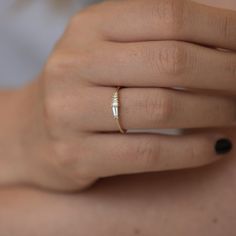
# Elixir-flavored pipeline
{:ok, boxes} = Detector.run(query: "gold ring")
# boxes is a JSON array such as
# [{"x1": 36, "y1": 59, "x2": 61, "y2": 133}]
[{"x1": 111, "y1": 87, "x2": 126, "y2": 134}]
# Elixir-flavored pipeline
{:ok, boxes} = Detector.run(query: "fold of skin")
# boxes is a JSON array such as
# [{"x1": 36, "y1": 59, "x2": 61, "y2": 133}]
[{"x1": 0, "y1": 0, "x2": 236, "y2": 235}]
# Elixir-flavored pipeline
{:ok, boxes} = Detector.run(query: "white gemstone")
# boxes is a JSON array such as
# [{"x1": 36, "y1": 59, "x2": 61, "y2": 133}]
[{"x1": 112, "y1": 106, "x2": 119, "y2": 118}]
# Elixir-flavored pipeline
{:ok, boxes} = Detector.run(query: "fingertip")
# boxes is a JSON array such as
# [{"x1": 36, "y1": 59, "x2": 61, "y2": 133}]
[{"x1": 215, "y1": 138, "x2": 233, "y2": 155}]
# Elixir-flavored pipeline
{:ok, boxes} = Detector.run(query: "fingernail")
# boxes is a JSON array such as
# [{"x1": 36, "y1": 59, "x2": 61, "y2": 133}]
[{"x1": 215, "y1": 138, "x2": 232, "y2": 155}]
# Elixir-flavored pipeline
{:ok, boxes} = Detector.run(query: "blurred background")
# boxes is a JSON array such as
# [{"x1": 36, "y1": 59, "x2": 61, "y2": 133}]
[
  {"x1": 0, "y1": 0, "x2": 99, "y2": 88},
  {"x1": 0, "y1": 0, "x2": 235, "y2": 88}
]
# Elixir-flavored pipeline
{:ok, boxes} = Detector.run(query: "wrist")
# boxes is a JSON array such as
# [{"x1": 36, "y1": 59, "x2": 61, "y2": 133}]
[{"x1": 0, "y1": 79, "x2": 46, "y2": 186}]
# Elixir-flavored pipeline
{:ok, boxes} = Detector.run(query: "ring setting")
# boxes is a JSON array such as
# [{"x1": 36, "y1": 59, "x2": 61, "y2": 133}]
[{"x1": 111, "y1": 87, "x2": 126, "y2": 134}]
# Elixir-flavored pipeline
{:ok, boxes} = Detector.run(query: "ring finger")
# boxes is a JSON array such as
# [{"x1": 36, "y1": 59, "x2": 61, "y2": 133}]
[{"x1": 63, "y1": 87, "x2": 236, "y2": 132}]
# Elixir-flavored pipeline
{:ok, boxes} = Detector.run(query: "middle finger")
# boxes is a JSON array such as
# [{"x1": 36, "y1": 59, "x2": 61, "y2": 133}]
[{"x1": 80, "y1": 41, "x2": 236, "y2": 92}]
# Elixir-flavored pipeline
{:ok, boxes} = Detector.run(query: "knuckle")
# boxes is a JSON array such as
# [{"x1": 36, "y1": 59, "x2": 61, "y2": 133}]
[
  {"x1": 152, "y1": 0, "x2": 186, "y2": 34},
  {"x1": 223, "y1": 99, "x2": 236, "y2": 122},
  {"x1": 45, "y1": 49, "x2": 92, "y2": 82},
  {"x1": 42, "y1": 56, "x2": 69, "y2": 128},
  {"x1": 136, "y1": 138, "x2": 160, "y2": 170},
  {"x1": 50, "y1": 140, "x2": 94, "y2": 183},
  {"x1": 188, "y1": 142, "x2": 200, "y2": 167},
  {"x1": 188, "y1": 137, "x2": 213, "y2": 168},
  {"x1": 157, "y1": 42, "x2": 188, "y2": 76},
  {"x1": 52, "y1": 142, "x2": 78, "y2": 170},
  {"x1": 42, "y1": 51, "x2": 94, "y2": 135},
  {"x1": 45, "y1": 51, "x2": 74, "y2": 78},
  {"x1": 144, "y1": 90, "x2": 174, "y2": 124},
  {"x1": 220, "y1": 15, "x2": 235, "y2": 42},
  {"x1": 42, "y1": 86, "x2": 66, "y2": 139},
  {"x1": 227, "y1": 57, "x2": 236, "y2": 80},
  {"x1": 210, "y1": 98, "x2": 236, "y2": 124}
]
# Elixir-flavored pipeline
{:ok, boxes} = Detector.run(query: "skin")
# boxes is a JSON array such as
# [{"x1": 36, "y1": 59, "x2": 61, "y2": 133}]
[
  {"x1": 0, "y1": 0, "x2": 236, "y2": 235},
  {"x1": 1, "y1": 0, "x2": 236, "y2": 191},
  {"x1": 0, "y1": 135, "x2": 236, "y2": 236}
]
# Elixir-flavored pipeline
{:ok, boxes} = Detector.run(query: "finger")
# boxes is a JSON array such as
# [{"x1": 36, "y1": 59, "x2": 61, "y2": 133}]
[
  {"x1": 80, "y1": 41, "x2": 236, "y2": 92},
  {"x1": 89, "y1": 0, "x2": 236, "y2": 50},
  {"x1": 182, "y1": 126, "x2": 236, "y2": 136},
  {"x1": 60, "y1": 87, "x2": 236, "y2": 132},
  {"x1": 78, "y1": 132, "x2": 233, "y2": 178}
]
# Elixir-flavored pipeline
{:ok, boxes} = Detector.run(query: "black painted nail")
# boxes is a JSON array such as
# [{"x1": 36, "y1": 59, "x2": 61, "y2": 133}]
[{"x1": 215, "y1": 139, "x2": 232, "y2": 155}]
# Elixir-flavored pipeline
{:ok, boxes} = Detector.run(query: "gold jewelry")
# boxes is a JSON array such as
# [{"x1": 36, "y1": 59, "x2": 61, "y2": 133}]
[{"x1": 111, "y1": 87, "x2": 126, "y2": 134}]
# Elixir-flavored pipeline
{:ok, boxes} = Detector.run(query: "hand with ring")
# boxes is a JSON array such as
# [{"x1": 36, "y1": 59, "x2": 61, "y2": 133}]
[{"x1": 6, "y1": 0, "x2": 236, "y2": 191}]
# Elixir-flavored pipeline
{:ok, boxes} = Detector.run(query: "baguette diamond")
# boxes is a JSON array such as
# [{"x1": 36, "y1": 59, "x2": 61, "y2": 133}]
[{"x1": 112, "y1": 91, "x2": 119, "y2": 119}]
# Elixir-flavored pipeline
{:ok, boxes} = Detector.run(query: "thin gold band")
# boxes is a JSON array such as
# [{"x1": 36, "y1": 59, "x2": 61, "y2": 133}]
[
  {"x1": 111, "y1": 87, "x2": 126, "y2": 134},
  {"x1": 115, "y1": 118, "x2": 126, "y2": 134}
]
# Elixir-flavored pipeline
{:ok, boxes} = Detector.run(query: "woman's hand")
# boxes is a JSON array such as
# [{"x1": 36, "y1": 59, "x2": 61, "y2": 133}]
[
  {"x1": 3, "y1": 0, "x2": 236, "y2": 191},
  {"x1": 0, "y1": 127, "x2": 236, "y2": 236}
]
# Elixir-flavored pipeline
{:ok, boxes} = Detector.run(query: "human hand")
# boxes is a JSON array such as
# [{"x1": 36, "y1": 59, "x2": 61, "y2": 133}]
[
  {"x1": 14, "y1": 0, "x2": 236, "y2": 191},
  {"x1": 0, "y1": 127, "x2": 236, "y2": 236}
]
